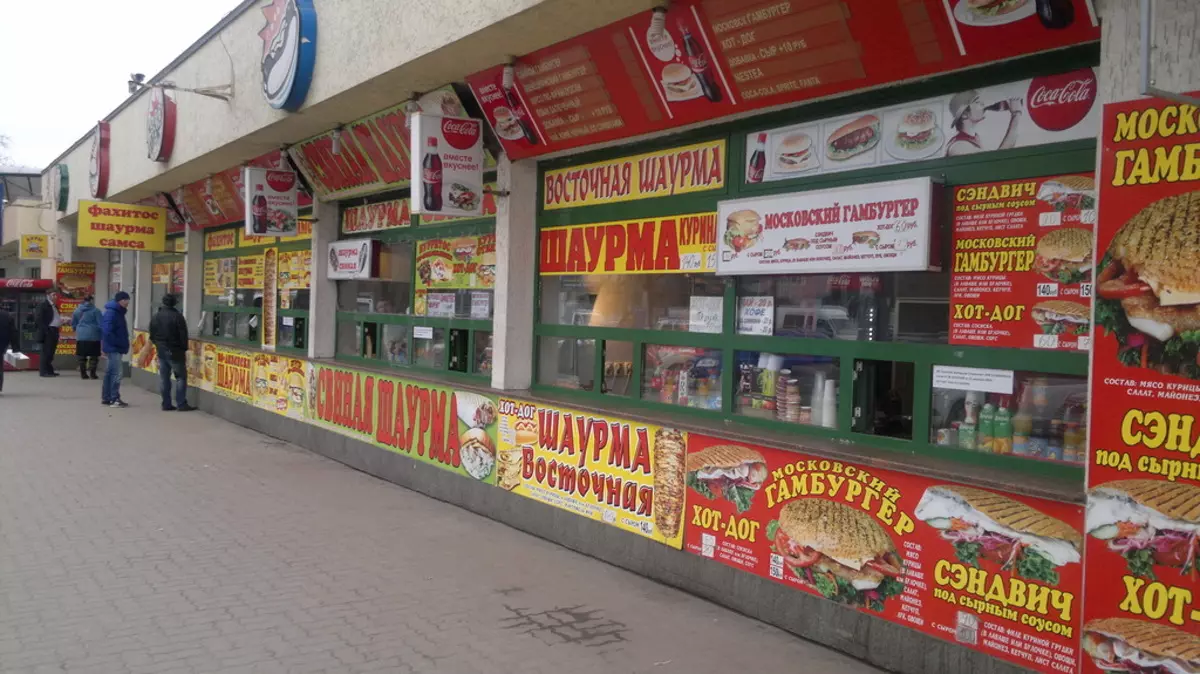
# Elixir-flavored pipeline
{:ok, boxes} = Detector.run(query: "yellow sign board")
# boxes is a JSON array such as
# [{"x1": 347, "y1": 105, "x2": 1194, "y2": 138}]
[
  {"x1": 237, "y1": 254, "x2": 265, "y2": 289},
  {"x1": 204, "y1": 229, "x2": 237, "y2": 252},
  {"x1": 542, "y1": 139, "x2": 726, "y2": 210},
  {"x1": 76, "y1": 200, "x2": 167, "y2": 252},
  {"x1": 539, "y1": 213, "x2": 717, "y2": 275},
  {"x1": 19, "y1": 234, "x2": 49, "y2": 260}
]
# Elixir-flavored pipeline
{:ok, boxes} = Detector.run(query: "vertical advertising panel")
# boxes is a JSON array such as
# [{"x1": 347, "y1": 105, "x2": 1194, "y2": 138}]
[{"x1": 1082, "y1": 96, "x2": 1200, "y2": 673}]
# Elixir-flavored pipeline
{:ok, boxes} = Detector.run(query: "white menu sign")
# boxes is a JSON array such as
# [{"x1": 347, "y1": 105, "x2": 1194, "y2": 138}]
[
  {"x1": 932, "y1": 365, "x2": 1014, "y2": 395},
  {"x1": 326, "y1": 239, "x2": 377, "y2": 280},
  {"x1": 736, "y1": 296, "x2": 775, "y2": 335},
  {"x1": 716, "y1": 177, "x2": 935, "y2": 276},
  {"x1": 243, "y1": 167, "x2": 300, "y2": 236},
  {"x1": 410, "y1": 113, "x2": 485, "y2": 217}
]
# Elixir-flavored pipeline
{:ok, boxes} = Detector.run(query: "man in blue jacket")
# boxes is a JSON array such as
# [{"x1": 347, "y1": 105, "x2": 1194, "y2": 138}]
[{"x1": 100, "y1": 291, "x2": 132, "y2": 408}]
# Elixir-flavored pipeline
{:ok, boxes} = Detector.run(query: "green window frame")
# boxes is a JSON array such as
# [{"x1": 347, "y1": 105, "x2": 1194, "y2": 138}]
[{"x1": 531, "y1": 47, "x2": 1098, "y2": 482}]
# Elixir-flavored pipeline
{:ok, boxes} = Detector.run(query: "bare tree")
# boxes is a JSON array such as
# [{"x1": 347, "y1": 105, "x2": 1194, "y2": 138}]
[{"x1": 0, "y1": 134, "x2": 13, "y2": 166}]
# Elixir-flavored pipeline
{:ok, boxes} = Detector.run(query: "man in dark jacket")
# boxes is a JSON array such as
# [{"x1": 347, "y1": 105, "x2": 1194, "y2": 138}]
[
  {"x1": 149, "y1": 295, "x2": 193, "y2": 411},
  {"x1": 0, "y1": 307, "x2": 17, "y2": 393},
  {"x1": 100, "y1": 291, "x2": 132, "y2": 408},
  {"x1": 34, "y1": 289, "x2": 61, "y2": 377}
]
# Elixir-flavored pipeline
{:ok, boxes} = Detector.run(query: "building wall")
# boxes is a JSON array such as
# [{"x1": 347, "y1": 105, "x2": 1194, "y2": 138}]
[{"x1": 1097, "y1": 0, "x2": 1200, "y2": 101}]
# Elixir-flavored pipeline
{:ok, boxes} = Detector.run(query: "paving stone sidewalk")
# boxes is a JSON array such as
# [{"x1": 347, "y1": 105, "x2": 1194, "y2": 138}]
[{"x1": 0, "y1": 374, "x2": 881, "y2": 674}]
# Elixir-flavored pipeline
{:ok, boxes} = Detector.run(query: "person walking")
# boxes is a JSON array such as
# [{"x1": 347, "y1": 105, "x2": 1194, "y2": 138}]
[
  {"x1": 100, "y1": 291, "x2": 131, "y2": 408},
  {"x1": 71, "y1": 295, "x2": 103, "y2": 379},
  {"x1": 34, "y1": 289, "x2": 62, "y2": 377},
  {"x1": 0, "y1": 306, "x2": 17, "y2": 394},
  {"x1": 149, "y1": 295, "x2": 194, "y2": 412}
]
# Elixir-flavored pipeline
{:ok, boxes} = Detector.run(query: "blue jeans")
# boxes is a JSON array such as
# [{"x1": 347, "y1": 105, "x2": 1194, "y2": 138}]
[
  {"x1": 158, "y1": 353, "x2": 187, "y2": 407},
  {"x1": 102, "y1": 353, "x2": 123, "y2": 403}
]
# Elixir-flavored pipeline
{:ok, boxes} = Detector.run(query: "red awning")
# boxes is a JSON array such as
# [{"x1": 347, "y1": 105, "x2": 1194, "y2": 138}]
[{"x1": 0, "y1": 279, "x2": 54, "y2": 290}]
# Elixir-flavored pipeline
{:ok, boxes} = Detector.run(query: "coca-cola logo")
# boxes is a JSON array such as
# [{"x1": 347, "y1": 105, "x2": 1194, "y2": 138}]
[
  {"x1": 441, "y1": 118, "x2": 481, "y2": 151},
  {"x1": 1026, "y1": 69, "x2": 1096, "y2": 132},
  {"x1": 265, "y1": 170, "x2": 297, "y2": 193}
]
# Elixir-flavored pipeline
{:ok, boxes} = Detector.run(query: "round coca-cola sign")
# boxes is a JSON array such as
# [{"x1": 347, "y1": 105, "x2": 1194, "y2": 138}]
[
  {"x1": 89, "y1": 122, "x2": 110, "y2": 199},
  {"x1": 1026, "y1": 69, "x2": 1097, "y2": 132},
  {"x1": 441, "y1": 117, "x2": 481, "y2": 151},
  {"x1": 146, "y1": 88, "x2": 177, "y2": 162}
]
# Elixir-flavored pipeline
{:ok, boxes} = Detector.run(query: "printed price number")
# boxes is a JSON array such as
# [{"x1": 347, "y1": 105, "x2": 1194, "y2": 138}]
[
  {"x1": 1036, "y1": 283, "x2": 1059, "y2": 297},
  {"x1": 953, "y1": 303, "x2": 1027, "y2": 322},
  {"x1": 1033, "y1": 334, "x2": 1060, "y2": 349},
  {"x1": 1080, "y1": 283, "x2": 1093, "y2": 298},
  {"x1": 705, "y1": 252, "x2": 717, "y2": 270},
  {"x1": 1121, "y1": 576, "x2": 1200, "y2": 627},
  {"x1": 690, "y1": 504, "x2": 761, "y2": 542},
  {"x1": 1039, "y1": 212, "x2": 1063, "y2": 228}
]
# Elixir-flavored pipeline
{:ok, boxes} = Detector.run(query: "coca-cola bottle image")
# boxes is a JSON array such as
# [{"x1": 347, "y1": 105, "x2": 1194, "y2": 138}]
[
  {"x1": 1036, "y1": 0, "x2": 1074, "y2": 30},
  {"x1": 422, "y1": 137, "x2": 443, "y2": 212},
  {"x1": 747, "y1": 133, "x2": 766, "y2": 183},
  {"x1": 252, "y1": 185, "x2": 268, "y2": 234},
  {"x1": 680, "y1": 23, "x2": 721, "y2": 103},
  {"x1": 502, "y1": 66, "x2": 539, "y2": 145}
]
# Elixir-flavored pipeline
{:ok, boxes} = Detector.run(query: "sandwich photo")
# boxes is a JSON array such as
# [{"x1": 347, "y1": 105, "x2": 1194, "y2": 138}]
[
  {"x1": 653, "y1": 428, "x2": 687, "y2": 540},
  {"x1": 724, "y1": 209, "x2": 763, "y2": 254},
  {"x1": 1083, "y1": 618, "x2": 1200, "y2": 674},
  {"x1": 775, "y1": 132, "x2": 816, "y2": 173},
  {"x1": 476, "y1": 252, "x2": 496, "y2": 287},
  {"x1": 826, "y1": 114, "x2": 879, "y2": 161},
  {"x1": 767, "y1": 499, "x2": 905, "y2": 611},
  {"x1": 915, "y1": 485, "x2": 1081, "y2": 585},
  {"x1": 685, "y1": 444, "x2": 768, "y2": 513},
  {"x1": 1034, "y1": 228, "x2": 1093, "y2": 285},
  {"x1": 893, "y1": 108, "x2": 940, "y2": 153},
  {"x1": 1095, "y1": 191, "x2": 1200, "y2": 379},
  {"x1": 962, "y1": 0, "x2": 1029, "y2": 20},
  {"x1": 1087, "y1": 480, "x2": 1200, "y2": 580},
  {"x1": 852, "y1": 231, "x2": 881, "y2": 248},
  {"x1": 1037, "y1": 175, "x2": 1096, "y2": 212},
  {"x1": 783, "y1": 238, "x2": 810, "y2": 251},
  {"x1": 661, "y1": 63, "x2": 701, "y2": 102},
  {"x1": 452, "y1": 238, "x2": 477, "y2": 262},
  {"x1": 459, "y1": 427, "x2": 496, "y2": 481},
  {"x1": 1031, "y1": 300, "x2": 1091, "y2": 336},
  {"x1": 57, "y1": 275, "x2": 93, "y2": 299},
  {"x1": 448, "y1": 183, "x2": 480, "y2": 211}
]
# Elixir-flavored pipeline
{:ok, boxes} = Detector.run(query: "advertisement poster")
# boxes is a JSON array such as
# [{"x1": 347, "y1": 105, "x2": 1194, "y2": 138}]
[
  {"x1": 20, "y1": 235, "x2": 48, "y2": 260},
  {"x1": 251, "y1": 353, "x2": 305, "y2": 418},
  {"x1": 467, "y1": 1, "x2": 1098, "y2": 161},
  {"x1": 341, "y1": 198, "x2": 411, "y2": 234},
  {"x1": 236, "y1": 255, "x2": 265, "y2": 290},
  {"x1": 278, "y1": 250, "x2": 312, "y2": 290},
  {"x1": 420, "y1": 182, "x2": 498, "y2": 225},
  {"x1": 214, "y1": 347, "x2": 253, "y2": 403},
  {"x1": 495, "y1": 398, "x2": 688, "y2": 549},
  {"x1": 309, "y1": 363, "x2": 499, "y2": 484},
  {"x1": 262, "y1": 249, "x2": 278, "y2": 350},
  {"x1": 130, "y1": 331, "x2": 157, "y2": 372},
  {"x1": 745, "y1": 69, "x2": 1098, "y2": 184},
  {"x1": 542, "y1": 140, "x2": 726, "y2": 210},
  {"x1": 152, "y1": 263, "x2": 172, "y2": 284},
  {"x1": 170, "y1": 150, "x2": 310, "y2": 230},
  {"x1": 76, "y1": 201, "x2": 167, "y2": 252},
  {"x1": 413, "y1": 235, "x2": 495, "y2": 316},
  {"x1": 683, "y1": 433, "x2": 1083, "y2": 673},
  {"x1": 539, "y1": 213, "x2": 716, "y2": 275},
  {"x1": 716, "y1": 177, "x2": 935, "y2": 276},
  {"x1": 55, "y1": 262, "x2": 96, "y2": 300},
  {"x1": 410, "y1": 113, "x2": 485, "y2": 217},
  {"x1": 327, "y1": 240, "x2": 378, "y2": 280},
  {"x1": 1081, "y1": 94, "x2": 1200, "y2": 674},
  {"x1": 950, "y1": 174, "x2": 1096, "y2": 351},
  {"x1": 243, "y1": 167, "x2": 299, "y2": 236},
  {"x1": 55, "y1": 299, "x2": 81, "y2": 356}
]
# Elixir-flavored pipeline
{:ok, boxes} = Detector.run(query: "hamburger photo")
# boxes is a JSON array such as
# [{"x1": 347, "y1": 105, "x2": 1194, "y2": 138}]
[
  {"x1": 1095, "y1": 191, "x2": 1200, "y2": 379},
  {"x1": 1083, "y1": 618, "x2": 1200, "y2": 674},
  {"x1": 1034, "y1": 228, "x2": 1093, "y2": 285},
  {"x1": 452, "y1": 237, "x2": 477, "y2": 262},
  {"x1": 724, "y1": 209, "x2": 763, "y2": 254},
  {"x1": 448, "y1": 183, "x2": 480, "y2": 211},
  {"x1": 893, "y1": 108, "x2": 939, "y2": 152},
  {"x1": 58, "y1": 275, "x2": 93, "y2": 299},
  {"x1": 852, "y1": 231, "x2": 881, "y2": 248},
  {"x1": 963, "y1": 0, "x2": 1029, "y2": 19},
  {"x1": 1037, "y1": 175, "x2": 1096, "y2": 212},
  {"x1": 783, "y1": 238, "x2": 811, "y2": 251},
  {"x1": 1031, "y1": 300, "x2": 1090, "y2": 336},
  {"x1": 826, "y1": 114, "x2": 879, "y2": 161},
  {"x1": 916, "y1": 486, "x2": 1081, "y2": 585},
  {"x1": 1087, "y1": 480, "x2": 1200, "y2": 580},
  {"x1": 661, "y1": 63, "x2": 701, "y2": 102},
  {"x1": 685, "y1": 444, "x2": 768, "y2": 513},
  {"x1": 775, "y1": 132, "x2": 816, "y2": 173},
  {"x1": 768, "y1": 499, "x2": 905, "y2": 611}
]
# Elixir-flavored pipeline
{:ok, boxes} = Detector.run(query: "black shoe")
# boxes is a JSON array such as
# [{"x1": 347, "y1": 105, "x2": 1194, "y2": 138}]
[
  {"x1": 81, "y1": 373, "x2": 89, "y2": 380},
  {"x1": 101, "y1": 400, "x2": 111, "y2": 406},
  {"x1": 89, "y1": 373, "x2": 98, "y2": 380},
  {"x1": 162, "y1": 404, "x2": 177, "y2": 411},
  {"x1": 109, "y1": 400, "x2": 129, "y2": 409},
  {"x1": 176, "y1": 403, "x2": 196, "y2": 412}
]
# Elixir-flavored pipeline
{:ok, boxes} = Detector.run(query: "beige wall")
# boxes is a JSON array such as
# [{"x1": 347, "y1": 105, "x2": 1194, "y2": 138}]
[{"x1": 1097, "y1": 0, "x2": 1200, "y2": 102}]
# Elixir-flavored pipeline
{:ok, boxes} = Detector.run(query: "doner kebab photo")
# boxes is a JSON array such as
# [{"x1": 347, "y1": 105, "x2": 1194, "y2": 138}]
[
  {"x1": 685, "y1": 444, "x2": 767, "y2": 513},
  {"x1": 1088, "y1": 480, "x2": 1200, "y2": 580},
  {"x1": 1084, "y1": 618, "x2": 1200, "y2": 674}
]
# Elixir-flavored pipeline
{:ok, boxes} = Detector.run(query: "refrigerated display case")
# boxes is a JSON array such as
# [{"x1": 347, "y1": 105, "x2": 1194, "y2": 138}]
[{"x1": 0, "y1": 279, "x2": 55, "y2": 371}]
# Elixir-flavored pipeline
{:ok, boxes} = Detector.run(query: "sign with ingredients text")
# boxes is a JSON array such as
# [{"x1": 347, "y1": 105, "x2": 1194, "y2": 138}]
[
  {"x1": 76, "y1": 200, "x2": 167, "y2": 252},
  {"x1": 539, "y1": 213, "x2": 717, "y2": 275}
]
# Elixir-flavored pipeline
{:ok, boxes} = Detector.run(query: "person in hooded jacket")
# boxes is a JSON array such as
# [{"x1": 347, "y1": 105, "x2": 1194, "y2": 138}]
[
  {"x1": 149, "y1": 294, "x2": 193, "y2": 411},
  {"x1": 71, "y1": 295, "x2": 103, "y2": 379},
  {"x1": 100, "y1": 291, "x2": 131, "y2": 408}
]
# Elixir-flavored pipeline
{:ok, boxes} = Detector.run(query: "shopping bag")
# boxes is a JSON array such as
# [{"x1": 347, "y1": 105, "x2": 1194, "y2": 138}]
[{"x1": 4, "y1": 350, "x2": 31, "y2": 370}]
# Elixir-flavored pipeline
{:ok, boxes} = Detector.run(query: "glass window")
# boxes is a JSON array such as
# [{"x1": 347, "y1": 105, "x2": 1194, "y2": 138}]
[
  {"x1": 205, "y1": 257, "x2": 237, "y2": 307},
  {"x1": 538, "y1": 337, "x2": 595, "y2": 391},
  {"x1": 337, "y1": 241, "x2": 413, "y2": 314},
  {"x1": 220, "y1": 312, "x2": 236, "y2": 339},
  {"x1": 734, "y1": 352, "x2": 839, "y2": 427},
  {"x1": 278, "y1": 316, "x2": 296, "y2": 349},
  {"x1": 540, "y1": 274, "x2": 724, "y2": 331},
  {"x1": 736, "y1": 272, "x2": 949, "y2": 343},
  {"x1": 237, "y1": 314, "x2": 252, "y2": 341},
  {"x1": 603, "y1": 340, "x2": 634, "y2": 397},
  {"x1": 336, "y1": 322, "x2": 359, "y2": 358},
  {"x1": 643, "y1": 345, "x2": 722, "y2": 410},
  {"x1": 362, "y1": 322, "x2": 380, "y2": 359},
  {"x1": 474, "y1": 331, "x2": 493, "y2": 376},
  {"x1": 281, "y1": 289, "x2": 311, "y2": 312},
  {"x1": 930, "y1": 370, "x2": 1087, "y2": 465},
  {"x1": 414, "y1": 328, "x2": 446, "y2": 368},
  {"x1": 382, "y1": 324, "x2": 410, "y2": 366},
  {"x1": 852, "y1": 360, "x2": 913, "y2": 439}
]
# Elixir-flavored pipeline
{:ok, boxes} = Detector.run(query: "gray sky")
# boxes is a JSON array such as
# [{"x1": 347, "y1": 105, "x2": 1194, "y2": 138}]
[{"x1": 0, "y1": 1, "x2": 243, "y2": 170}]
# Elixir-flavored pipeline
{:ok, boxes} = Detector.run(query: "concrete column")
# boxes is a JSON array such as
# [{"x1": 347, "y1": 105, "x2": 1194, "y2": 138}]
[
  {"x1": 491, "y1": 156, "x2": 538, "y2": 391},
  {"x1": 182, "y1": 227, "x2": 204, "y2": 336},
  {"x1": 307, "y1": 199, "x2": 338, "y2": 359},
  {"x1": 133, "y1": 251, "x2": 153, "y2": 330},
  {"x1": 1096, "y1": 0, "x2": 1200, "y2": 102}
]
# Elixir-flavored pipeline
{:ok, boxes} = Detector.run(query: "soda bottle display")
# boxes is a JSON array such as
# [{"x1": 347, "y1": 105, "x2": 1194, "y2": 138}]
[
  {"x1": 422, "y1": 137, "x2": 443, "y2": 212},
  {"x1": 502, "y1": 67, "x2": 539, "y2": 145},
  {"x1": 747, "y1": 133, "x2": 766, "y2": 183},
  {"x1": 1036, "y1": 0, "x2": 1075, "y2": 29},
  {"x1": 252, "y1": 185, "x2": 268, "y2": 234},
  {"x1": 679, "y1": 23, "x2": 721, "y2": 103}
]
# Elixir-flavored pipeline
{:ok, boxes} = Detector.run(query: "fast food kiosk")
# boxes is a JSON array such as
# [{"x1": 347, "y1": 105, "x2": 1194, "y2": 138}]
[{"x1": 0, "y1": 278, "x2": 54, "y2": 371}]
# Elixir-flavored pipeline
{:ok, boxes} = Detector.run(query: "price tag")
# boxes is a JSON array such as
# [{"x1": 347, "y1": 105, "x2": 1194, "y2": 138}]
[
  {"x1": 679, "y1": 253, "x2": 702, "y2": 271},
  {"x1": 1038, "y1": 212, "x2": 1062, "y2": 227},
  {"x1": 705, "y1": 252, "x2": 717, "y2": 271},
  {"x1": 1033, "y1": 334, "x2": 1060, "y2": 349},
  {"x1": 1077, "y1": 335, "x2": 1091, "y2": 350},
  {"x1": 1036, "y1": 283, "x2": 1059, "y2": 297},
  {"x1": 1079, "y1": 283, "x2": 1093, "y2": 298},
  {"x1": 1081, "y1": 209, "x2": 1097, "y2": 225}
]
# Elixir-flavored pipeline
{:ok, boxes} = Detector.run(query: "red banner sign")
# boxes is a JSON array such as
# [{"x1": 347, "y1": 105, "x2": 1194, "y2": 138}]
[
  {"x1": 467, "y1": 0, "x2": 1098, "y2": 160},
  {"x1": 683, "y1": 433, "x2": 1083, "y2": 673},
  {"x1": 167, "y1": 150, "x2": 312, "y2": 230},
  {"x1": 950, "y1": 174, "x2": 1096, "y2": 351},
  {"x1": 1082, "y1": 95, "x2": 1200, "y2": 674}
]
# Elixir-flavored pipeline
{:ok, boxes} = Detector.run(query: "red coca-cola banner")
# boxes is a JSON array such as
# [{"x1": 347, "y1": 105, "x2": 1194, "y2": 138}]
[
  {"x1": 683, "y1": 432, "x2": 1084, "y2": 673},
  {"x1": 466, "y1": 0, "x2": 1098, "y2": 161}
]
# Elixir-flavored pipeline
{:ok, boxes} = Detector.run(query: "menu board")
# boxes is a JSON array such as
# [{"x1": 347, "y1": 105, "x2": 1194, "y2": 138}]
[
  {"x1": 413, "y1": 234, "x2": 495, "y2": 316},
  {"x1": 1082, "y1": 93, "x2": 1200, "y2": 674},
  {"x1": 950, "y1": 174, "x2": 1096, "y2": 351},
  {"x1": 683, "y1": 432, "x2": 1084, "y2": 673},
  {"x1": 151, "y1": 263, "x2": 172, "y2": 284},
  {"x1": 466, "y1": 0, "x2": 1099, "y2": 160},
  {"x1": 278, "y1": 250, "x2": 312, "y2": 290},
  {"x1": 236, "y1": 255, "x2": 265, "y2": 290}
]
